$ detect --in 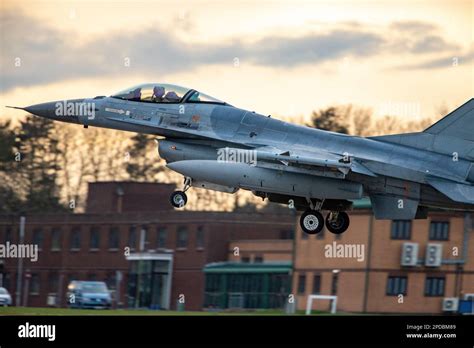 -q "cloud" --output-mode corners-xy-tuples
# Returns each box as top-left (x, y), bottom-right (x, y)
(0, 11), (465, 92)
(410, 35), (459, 53)
(389, 20), (438, 33)
(386, 21), (460, 54)
(249, 30), (384, 66)
(394, 51), (474, 70)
